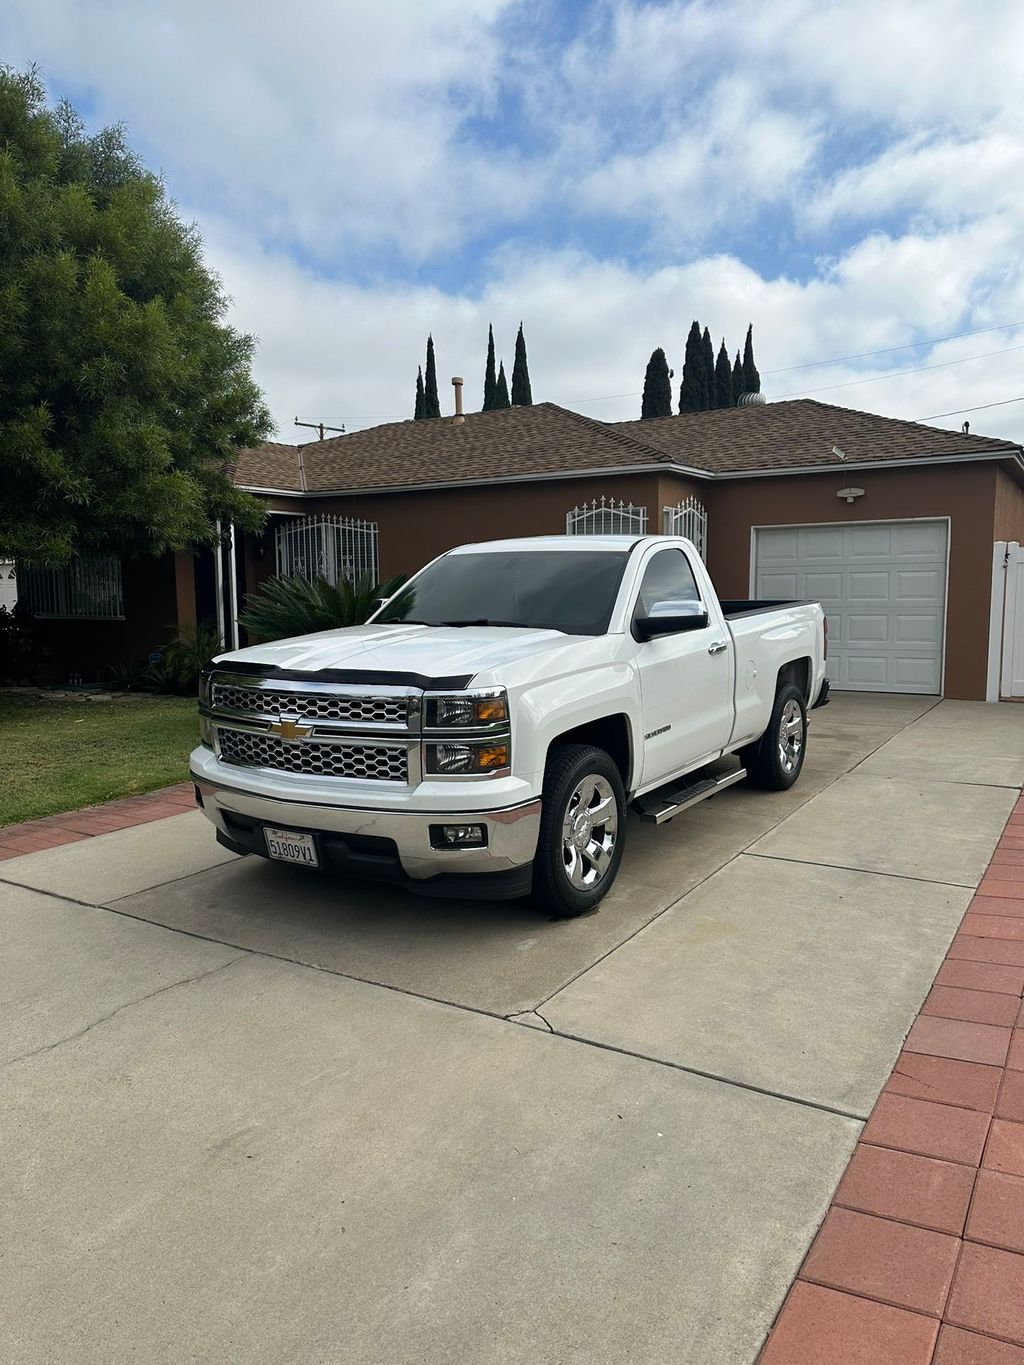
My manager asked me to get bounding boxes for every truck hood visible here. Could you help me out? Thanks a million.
[212,623,574,684]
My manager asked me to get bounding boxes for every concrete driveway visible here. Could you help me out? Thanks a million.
[2,694,1021,1364]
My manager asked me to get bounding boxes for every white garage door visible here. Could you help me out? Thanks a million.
[754,521,948,694]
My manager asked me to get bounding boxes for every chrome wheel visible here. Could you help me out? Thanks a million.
[560,775,619,890]
[778,699,805,775]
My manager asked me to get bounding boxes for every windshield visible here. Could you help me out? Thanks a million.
[374,549,629,635]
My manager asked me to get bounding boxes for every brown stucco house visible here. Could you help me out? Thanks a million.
[22,398,1024,701]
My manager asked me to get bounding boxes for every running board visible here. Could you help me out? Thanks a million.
[632,767,748,824]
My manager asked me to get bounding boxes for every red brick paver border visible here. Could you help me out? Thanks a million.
[760,793,1024,1364]
[0,783,196,858]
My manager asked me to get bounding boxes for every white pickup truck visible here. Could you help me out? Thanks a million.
[191,536,828,915]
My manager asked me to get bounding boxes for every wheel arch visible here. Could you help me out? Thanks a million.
[776,656,812,702]
[546,713,635,794]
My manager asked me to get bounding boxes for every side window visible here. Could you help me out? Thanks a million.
[634,548,701,620]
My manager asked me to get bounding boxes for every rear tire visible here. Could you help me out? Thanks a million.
[533,744,626,917]
[742,683,807,790]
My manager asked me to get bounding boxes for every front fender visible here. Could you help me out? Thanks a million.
[511,662,642,789]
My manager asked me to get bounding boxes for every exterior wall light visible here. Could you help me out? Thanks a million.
[837,487,865,504]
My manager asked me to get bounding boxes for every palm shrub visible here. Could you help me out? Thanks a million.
[148,620,224,693]
[238,572,407,642]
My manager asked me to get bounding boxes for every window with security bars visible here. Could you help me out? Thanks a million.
[18,554,124,619]
[566,497,648,536]
[275,514,379,584]
[662,496,708,559]
[0,561,16,613]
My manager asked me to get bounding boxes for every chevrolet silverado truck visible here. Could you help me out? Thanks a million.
[191,535,828,916]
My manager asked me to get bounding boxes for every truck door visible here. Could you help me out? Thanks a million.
[632,546,734,788]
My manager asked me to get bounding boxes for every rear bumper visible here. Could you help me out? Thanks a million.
[189,764,541,896]
[811,677,831,709]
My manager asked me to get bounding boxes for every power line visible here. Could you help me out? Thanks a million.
[777,342,1024,399]
[916,396,1024,421]
[762,319,1024,375]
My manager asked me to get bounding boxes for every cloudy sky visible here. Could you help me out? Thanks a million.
[4,0,1024,442]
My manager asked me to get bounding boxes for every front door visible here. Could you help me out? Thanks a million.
[633,547,734,787]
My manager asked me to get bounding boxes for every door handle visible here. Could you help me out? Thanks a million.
[708,640,728,655]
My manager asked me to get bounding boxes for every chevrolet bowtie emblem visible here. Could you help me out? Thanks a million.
[268,717,313,741]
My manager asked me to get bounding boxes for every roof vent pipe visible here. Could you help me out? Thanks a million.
[452,376,465,424]
[737,391,767,407]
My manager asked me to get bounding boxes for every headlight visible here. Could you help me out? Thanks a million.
[424,690,508,729]
[199,714,214,747]
[198,669,212,707]
[424,741,510,776]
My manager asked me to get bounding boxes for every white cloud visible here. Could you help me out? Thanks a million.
[4,0,1024,447]
[203,221,1024,446]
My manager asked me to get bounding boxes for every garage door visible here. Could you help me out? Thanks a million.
[754,521,948,694]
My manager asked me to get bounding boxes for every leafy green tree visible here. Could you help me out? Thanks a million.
[423,334,441,418]
[732,349,744,402]
[414,365,425,419]
[678,320,707,413]
[510,321,533,405]
[742,323,761,395]
[483,323,496,411]
[0,67,270,565]
[493,359,510,409]
[701,326,716,408]
[238,571,407,641]
[714,340,734,409]
[641,347,673,418]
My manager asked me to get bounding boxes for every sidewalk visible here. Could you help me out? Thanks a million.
[760,795,1024,1363]
[0,783,195,857]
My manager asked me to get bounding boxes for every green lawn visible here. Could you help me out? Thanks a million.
[0,694,199,827]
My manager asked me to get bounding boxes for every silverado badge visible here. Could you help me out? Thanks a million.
[268,717,313,741]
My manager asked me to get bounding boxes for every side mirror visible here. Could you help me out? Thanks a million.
[367,597,388,618]
[635,599,709,641]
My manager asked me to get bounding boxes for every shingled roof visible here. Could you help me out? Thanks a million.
[230,440,303,491]
[613,399,1020,473]
[231,398,1022,495]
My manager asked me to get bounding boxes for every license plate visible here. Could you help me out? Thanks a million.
[263,827,319,867]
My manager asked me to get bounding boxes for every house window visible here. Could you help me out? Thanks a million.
[566,497,648,536]
[662,496,708,559]
[17,553,125,619]
[275,514,379,584]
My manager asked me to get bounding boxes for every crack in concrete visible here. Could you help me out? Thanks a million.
[2,954,247,1071]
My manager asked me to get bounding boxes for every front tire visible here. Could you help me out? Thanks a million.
[742,683,807,790]
[533,744,626,917]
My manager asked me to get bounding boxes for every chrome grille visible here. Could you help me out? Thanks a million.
[217,729,408,782]
[211,682,409,727]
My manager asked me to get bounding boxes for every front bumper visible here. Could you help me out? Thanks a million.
[189,760,542,899]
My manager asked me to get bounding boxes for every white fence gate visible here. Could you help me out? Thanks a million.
[662,497,708,559]
[275,515,379,584]
[1001,540,1024,698]
[566,497,648,535]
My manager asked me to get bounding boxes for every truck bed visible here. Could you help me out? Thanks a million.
[718,599,814,620]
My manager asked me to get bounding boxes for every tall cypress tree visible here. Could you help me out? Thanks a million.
[714,340,733,409]
[493,359,510,409]
[678,319,706,413]
[641,348,673,418]
[511,322,533,405]
[423,334,441,418]
[742,323,761,395]
[483,323,496,411]
[701,326,716,408]
[414,365,425,419]
[732,349,744,402]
